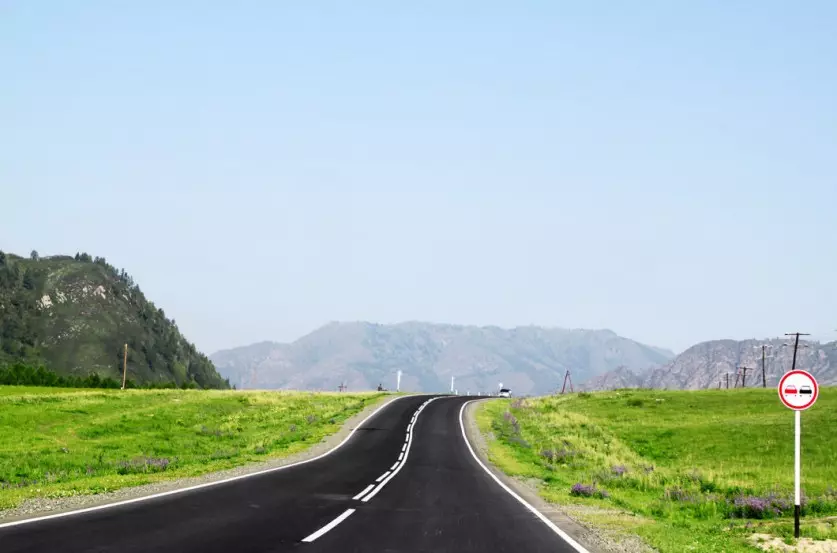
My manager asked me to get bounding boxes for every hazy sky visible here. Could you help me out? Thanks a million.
[2,1,835,354]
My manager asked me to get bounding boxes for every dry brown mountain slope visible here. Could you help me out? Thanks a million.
[582,338,837,391]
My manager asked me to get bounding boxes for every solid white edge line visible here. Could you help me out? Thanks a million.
[458,400,591,553]
[301,508,356,542]
[375,471,391,482]
[362,396,441,503]
[352,484,375,501]
[0,394,425,531]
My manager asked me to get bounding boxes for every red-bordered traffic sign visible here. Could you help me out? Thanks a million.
[778,370,819,411]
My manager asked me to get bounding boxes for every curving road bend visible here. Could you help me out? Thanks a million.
[0,395,586,553]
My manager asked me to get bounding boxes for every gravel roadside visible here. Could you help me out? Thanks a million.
[0,393,410,524]
[462,399,657,553]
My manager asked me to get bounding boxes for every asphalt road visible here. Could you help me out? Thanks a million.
[0,395,585,553]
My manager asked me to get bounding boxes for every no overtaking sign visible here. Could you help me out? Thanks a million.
[777,369,819,539]
[778,370,818,411]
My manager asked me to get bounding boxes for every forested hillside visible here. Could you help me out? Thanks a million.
[0,250,228,389]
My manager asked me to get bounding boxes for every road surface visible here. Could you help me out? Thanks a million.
[0,395,586,552]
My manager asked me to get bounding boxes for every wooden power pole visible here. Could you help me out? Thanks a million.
[759,345,771,388]
[121,343,128,390]
[560,370,574,394]
[785,332,810,374]
[736,366,754,388]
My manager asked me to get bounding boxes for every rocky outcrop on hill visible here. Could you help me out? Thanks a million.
[582,338,837,390]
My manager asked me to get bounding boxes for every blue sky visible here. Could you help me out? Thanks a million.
[2,1,835,354]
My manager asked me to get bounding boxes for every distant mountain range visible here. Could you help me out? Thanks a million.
[210,322,675,394]
[582,338,837,391]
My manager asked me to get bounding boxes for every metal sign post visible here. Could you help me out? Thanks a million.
[778,369,819,538]
[794,409,801,537]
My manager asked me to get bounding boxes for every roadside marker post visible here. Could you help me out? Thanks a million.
[777,369,819,539]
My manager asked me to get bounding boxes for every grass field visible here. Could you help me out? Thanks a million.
[477,389,837,552]
[0,386,386,510]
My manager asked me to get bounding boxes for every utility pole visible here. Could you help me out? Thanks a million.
[560,370,574,394]
[760,345,767,388]
[754,344,773,388]
[737,366,754,388]
[785,332,810,374]
[726,373,730,389]
[121,343,128,390]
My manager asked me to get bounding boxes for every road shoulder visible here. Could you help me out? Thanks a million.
[462,399,655,553]
[0,393,409,524]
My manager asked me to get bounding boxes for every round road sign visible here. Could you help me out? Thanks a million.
[778,370,819,411]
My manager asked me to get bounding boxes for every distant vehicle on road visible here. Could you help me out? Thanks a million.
[784,385,798,395]
[498,388,511,398]
[800,385,813,395]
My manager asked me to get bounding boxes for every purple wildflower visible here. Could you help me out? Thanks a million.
[570,483,609,499]
[730,494,793,519]
[665,488,695,502]
[612,465,628,476]
[541,448,578,463]
[571,483,596,497]
[116,456,171,475]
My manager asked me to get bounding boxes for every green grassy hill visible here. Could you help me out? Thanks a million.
[478,389,837,552]
[0,250,228,389]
